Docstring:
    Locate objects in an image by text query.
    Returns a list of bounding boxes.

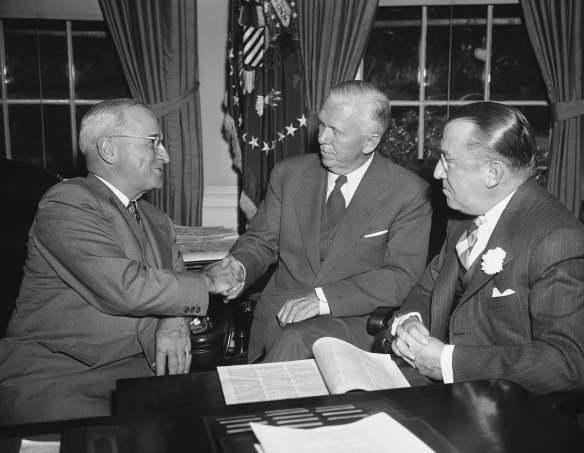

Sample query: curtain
[225,0,308,220]
[521,0,584,217]
[296,0,379,152]
[99,0,204,226]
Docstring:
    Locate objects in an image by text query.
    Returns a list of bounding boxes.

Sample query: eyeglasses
[108,135,166,153]
[439,153,482,172]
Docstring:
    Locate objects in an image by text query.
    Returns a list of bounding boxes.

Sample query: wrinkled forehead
[120,105,160,134]
[441,119,475,155]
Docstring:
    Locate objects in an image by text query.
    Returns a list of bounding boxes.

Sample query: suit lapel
[137,200,165,268]
[293,163,327,275]
[315,154,385,284]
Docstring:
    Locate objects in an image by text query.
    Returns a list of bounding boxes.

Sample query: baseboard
[202,186,239,228]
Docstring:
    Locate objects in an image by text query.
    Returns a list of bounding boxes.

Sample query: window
[364,2,549,184]
[0,19,130,178]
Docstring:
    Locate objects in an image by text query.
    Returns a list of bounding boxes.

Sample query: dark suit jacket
[397,178,584,395]
[0,174,208,424]
[231,152,432,362]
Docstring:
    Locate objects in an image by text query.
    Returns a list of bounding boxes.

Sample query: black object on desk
[2,379,584,453]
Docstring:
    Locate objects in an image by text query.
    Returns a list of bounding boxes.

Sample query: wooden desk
[1,378,583,453]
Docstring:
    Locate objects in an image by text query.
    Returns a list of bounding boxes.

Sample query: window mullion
[0,20,10,159]
[66,21,78,170]
[418,6,428,159]
[485,5,493,100]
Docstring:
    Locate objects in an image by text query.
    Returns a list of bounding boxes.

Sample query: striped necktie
[326,175,347,226]
[456,216,484,269]
[127,200,143,230]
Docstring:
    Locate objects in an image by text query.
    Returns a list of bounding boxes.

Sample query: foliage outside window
[0,19,130,178]
[363,3,549,185]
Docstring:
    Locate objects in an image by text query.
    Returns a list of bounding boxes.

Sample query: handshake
[201,254,246,300]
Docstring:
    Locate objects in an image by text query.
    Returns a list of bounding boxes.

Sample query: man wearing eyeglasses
[386,102,584,395]
[0,99,238,424]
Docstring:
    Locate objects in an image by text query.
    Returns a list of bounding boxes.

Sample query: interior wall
[197,0,239,228]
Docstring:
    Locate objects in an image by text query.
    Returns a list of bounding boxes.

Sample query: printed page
[250,412,434,453]
[217,359,330,405]
[312,337,410,394]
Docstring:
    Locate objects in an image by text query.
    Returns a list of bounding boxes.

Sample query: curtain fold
[296,0,378,151]
[99,0,204,225]
[521,0,584,216]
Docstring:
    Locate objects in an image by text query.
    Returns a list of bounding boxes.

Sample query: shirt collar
[327,153,374,194]
[94,174,131,207]
[481,189,518,235]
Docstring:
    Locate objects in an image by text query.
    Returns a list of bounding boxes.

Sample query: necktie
[127,200,143,230]
[326,175,347,226]
[456,216,484,269]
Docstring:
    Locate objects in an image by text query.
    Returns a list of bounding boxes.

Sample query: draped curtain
[296,0,379,152]
[99,0,204,225]
[521,0,584,217]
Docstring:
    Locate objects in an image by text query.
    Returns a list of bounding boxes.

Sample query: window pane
[9,105,75,176]
[426,6,487,101]
[0,108,5,158]
[378,107,419,165]
[73,22,131,99]
[423,106,448,159]
[491,7,546,100]
[9,105,44,166]
[364,7,421,101]
[4,19,68,99]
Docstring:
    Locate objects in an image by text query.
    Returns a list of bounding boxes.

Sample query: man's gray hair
[78,98,148,156]
[328,80,391,136]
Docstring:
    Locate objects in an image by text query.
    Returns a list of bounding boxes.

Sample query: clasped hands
[202,254,245,299]
[391,317,445,380]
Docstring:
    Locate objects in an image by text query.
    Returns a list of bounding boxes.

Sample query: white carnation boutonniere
[481,247,506,275]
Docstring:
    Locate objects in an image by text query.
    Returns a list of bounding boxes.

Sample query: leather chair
[0,159,61,337]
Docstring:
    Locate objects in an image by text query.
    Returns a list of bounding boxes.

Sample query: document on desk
[173,225,238,262]
[217,337,409,405]
[250,412,435,453]
[218,359,329,404]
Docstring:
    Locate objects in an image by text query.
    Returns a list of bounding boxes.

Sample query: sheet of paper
[19,439,61,453]
[313,337,410,394]
[217,359,329,405]
[250,412,435,453]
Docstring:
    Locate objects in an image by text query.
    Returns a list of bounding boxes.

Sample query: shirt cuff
[233,257,246,285]
[314,287,330,315]
[440,344,455,383]
[390,312,422,336]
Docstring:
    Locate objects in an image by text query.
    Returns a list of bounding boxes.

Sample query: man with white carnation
[385,102,584,395]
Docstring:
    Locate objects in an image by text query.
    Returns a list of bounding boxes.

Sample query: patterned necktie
[456,216,484,269]
[127,200,143,230]
[326,175,347,226]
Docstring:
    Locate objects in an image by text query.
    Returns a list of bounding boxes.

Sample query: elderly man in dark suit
[0,99,237,424]
[209,80,432,363]
[388,102,584,395]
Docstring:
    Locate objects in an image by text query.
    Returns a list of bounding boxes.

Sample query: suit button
[195,307,201,313]
[190,307,196,313]
[184,307,190,314]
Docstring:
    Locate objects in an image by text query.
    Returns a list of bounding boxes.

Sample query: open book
[217,337,410,405]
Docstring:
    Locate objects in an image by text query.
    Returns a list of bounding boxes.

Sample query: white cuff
[315,288,330,315]
[390,312,422,336]
[440,344,455,383]
[233,258,246,285]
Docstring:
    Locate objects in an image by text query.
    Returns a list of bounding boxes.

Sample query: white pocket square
[363,230,388,238]
[492,288,515,297]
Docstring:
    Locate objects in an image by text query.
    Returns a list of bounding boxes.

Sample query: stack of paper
[250,412,435,453]
[174,225,238,262]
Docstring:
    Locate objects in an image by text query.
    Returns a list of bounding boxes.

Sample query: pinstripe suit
[396,178,584,395]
